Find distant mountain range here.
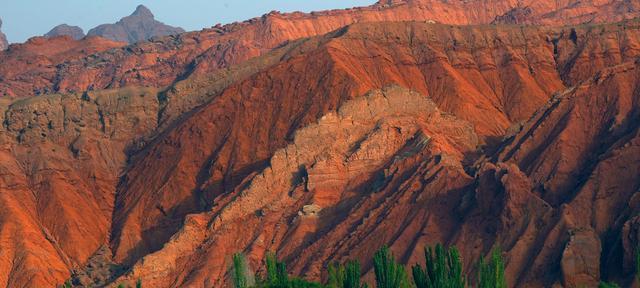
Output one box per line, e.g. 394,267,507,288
45,24,85,40
85,5,184,43
31,5,183,46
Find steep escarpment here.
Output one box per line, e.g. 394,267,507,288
114,85,480,287
488,0,640,25
486,60,640,286
2,0,639,98
113,60,640,288
109,20,640,272
0,87,161,287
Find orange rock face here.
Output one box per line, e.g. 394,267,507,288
110,20,640,276
112,59,640,287
1,0,638,98
0,36,126,97
1,1,640,288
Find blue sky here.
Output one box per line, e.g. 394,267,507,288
0,0,375,43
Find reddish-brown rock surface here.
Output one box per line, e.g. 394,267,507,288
109,20,640,275
1,1,640,287
0,36,127,97
1,0,639,98
111,58,640,287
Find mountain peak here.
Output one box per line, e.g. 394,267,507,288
132,5,154,18
87,4,183,43
45,24,85,40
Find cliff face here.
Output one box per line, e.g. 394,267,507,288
0,1,639,287
0,36,126,97
105,20,640,287
111,60,640,287
0,87,161,287
116,85,481,287
485,60,640,287
86,5,184,44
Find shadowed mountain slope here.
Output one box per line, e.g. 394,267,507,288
0,1,639,287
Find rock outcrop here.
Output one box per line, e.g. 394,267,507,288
114,85,480,287
0,18,8,50
86,5,184,44
45,24,85,40
0,87,161,287
561,229,601,287
0,35,126,97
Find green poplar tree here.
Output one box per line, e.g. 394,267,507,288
373,246,411,288
412,244,465,288
477,248,506,288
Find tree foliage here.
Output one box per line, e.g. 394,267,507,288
598,282,620,288
412,244,465,288
225,244,512,288
234,253,255,288
372,246,411,288
477,248,506,288
327,260,365,288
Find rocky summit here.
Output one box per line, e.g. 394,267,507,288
0,0,639,287
86,5,185,43
45,24,86,40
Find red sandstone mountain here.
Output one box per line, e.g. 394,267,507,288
0,36,126,97
0,1,640,287
1,0,639,98
107,20,640,287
